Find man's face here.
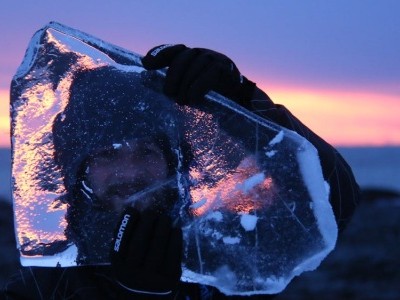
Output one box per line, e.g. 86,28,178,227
86,138,169,212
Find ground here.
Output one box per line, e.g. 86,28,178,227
1,190,399,299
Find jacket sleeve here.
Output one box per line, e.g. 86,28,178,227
245,91,361,231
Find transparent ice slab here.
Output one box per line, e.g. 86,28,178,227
10,22,337,295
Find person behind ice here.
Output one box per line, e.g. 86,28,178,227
51,67,185,266
3,44,360,300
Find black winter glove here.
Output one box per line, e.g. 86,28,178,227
110,207,182,297
142,44,256,107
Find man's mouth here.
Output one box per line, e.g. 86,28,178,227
101,180,149,205
123,177,176,206
96,177,176,212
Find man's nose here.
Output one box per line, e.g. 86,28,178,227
110,158,146,181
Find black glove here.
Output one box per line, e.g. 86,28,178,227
142,44,256,106
110,207,182,297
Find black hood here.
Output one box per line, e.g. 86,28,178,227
52,66,182,193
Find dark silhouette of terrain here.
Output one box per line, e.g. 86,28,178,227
1,188,400,299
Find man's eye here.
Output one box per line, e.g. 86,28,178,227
92,149,117,162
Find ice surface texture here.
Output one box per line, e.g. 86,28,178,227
10,22,337,295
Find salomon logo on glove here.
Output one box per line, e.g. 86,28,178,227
114,213,131,252
110,207,183,296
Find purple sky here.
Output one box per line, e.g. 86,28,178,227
1,0,399,146
1,1,399,93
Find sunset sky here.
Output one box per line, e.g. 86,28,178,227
1,0,399,147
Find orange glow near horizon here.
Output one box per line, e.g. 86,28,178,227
260,83,400,147
0,90,10,147
1,84,400,148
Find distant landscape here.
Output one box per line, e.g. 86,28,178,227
0,148,11,201
1,146,399,298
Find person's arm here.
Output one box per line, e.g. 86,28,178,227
248,86,361,231
142,44,361,231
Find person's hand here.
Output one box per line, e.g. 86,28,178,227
110,207,182,296
141,44,256,106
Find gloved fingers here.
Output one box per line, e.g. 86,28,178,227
111,207,140,262
164,226,183,278
177,52,214,104
141,44,187,70
110,208,183,295
164,48,200,102
126,212,157,267
144,215,173,272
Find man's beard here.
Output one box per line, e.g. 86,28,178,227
68,204,119,264
66,185,179,265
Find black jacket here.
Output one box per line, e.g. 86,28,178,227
3,96,360,300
